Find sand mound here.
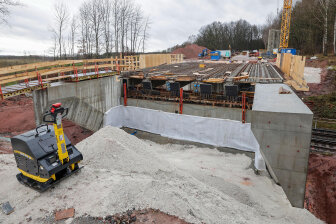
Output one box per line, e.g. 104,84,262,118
0,126,322,224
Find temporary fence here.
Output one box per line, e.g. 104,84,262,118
276,53,308,91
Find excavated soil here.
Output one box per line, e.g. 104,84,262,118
73,208,190,224
172,44,206,59
305,153,336,224
0,96,93,153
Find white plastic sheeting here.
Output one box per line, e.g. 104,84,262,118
104,106,265,170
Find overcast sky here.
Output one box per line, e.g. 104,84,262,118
0,0,288,56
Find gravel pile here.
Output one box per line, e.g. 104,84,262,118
304,67,322,84
0,126,322,224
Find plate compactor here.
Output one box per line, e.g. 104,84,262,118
11,103,83,192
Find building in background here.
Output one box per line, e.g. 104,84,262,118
267,29,281,52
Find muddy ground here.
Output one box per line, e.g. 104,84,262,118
303,59,336,96
0,95,93,154
41,208,189,224
305,153,336,224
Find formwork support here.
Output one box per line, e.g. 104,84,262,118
242,92,246,123
24,79,29,87
36,68,44,89
179,88,183,114
0,84,3,100
95,64,99,78
124,83,127,106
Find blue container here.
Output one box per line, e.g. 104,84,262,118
280,48,297,55
210,51,221,61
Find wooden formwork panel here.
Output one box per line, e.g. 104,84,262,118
276,53,308,91
139,54,183,69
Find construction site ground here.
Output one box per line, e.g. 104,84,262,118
0,76,334,223
0,57,334,223
304,58,336,96
0,125,322,224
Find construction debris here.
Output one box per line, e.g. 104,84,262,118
55,208,75,221
279,87,291,94
2,202,14,215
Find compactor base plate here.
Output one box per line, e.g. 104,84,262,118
16,166,83,192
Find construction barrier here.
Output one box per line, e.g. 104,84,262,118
139,54,183,69
104,105,266,170
276,53,308,91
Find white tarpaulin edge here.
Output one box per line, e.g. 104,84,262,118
104,106,266,170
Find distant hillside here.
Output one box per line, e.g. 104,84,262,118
0,56,52,68
172,44,206,59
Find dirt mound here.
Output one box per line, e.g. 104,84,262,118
305,153,336,224
172,44,206,59
305,59,328,68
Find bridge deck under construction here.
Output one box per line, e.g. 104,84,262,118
0,70,118,100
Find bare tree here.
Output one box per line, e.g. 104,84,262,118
334,14,336,55
52,0,149,58
112,0,121,53
79,2,89,56
69,16,77,57
318,0,330,55
119,0,131,54
101,0,112,55
0,0,20,25
54,2,69,58
49,31,58,60
90,0,103,56
142,17,150,53
130,6,143,53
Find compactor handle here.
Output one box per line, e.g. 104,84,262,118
43,103,68,124
35,124,50,137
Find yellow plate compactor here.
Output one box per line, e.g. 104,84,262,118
11,103,83,192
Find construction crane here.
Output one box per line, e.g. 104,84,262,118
279,0,293,49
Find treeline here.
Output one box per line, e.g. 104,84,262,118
265,0,336,55
168,20,265,52
50,0,150,59
193,20,265,51
0,55,52,68
183,0,336,55
289,0,336,55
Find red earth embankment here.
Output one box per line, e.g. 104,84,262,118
0,96,93,153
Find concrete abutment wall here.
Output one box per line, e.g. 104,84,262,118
33,76,121,131
124,98,250,122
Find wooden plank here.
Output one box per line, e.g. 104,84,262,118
0,55,140,85
0,58,118,76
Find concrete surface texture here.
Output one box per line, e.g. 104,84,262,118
0,126,322,224
304,67,322,84
124,98,250,122
33,76,121,131
253,83,313,114
252,83,313,208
